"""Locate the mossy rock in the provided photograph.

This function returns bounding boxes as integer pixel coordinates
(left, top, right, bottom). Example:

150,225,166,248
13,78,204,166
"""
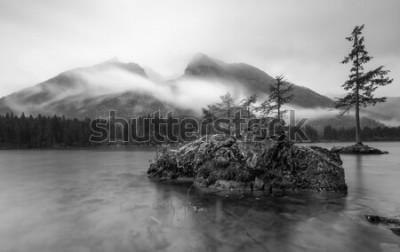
147,134,347,192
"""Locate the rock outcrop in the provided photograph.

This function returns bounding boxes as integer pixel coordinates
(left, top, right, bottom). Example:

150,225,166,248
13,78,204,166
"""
331,143,388,154
147,135,348,192
366,215,400,236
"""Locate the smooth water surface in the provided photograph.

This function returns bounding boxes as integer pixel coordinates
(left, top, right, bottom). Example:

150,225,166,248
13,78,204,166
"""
0,143,400,252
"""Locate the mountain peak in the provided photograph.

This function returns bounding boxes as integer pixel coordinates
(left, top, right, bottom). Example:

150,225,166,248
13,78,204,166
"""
185,53,226,76
190,52,212,63
92,60,147,78
188,53,228,67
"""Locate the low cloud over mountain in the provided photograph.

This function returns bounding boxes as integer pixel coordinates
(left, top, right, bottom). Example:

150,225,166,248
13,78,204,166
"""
0,53,396,128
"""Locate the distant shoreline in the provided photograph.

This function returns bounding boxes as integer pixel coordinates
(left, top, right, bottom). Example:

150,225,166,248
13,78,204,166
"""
1,140,400,150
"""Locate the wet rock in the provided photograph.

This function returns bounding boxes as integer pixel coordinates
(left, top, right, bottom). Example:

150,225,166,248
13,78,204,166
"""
332,143,388,154
365,215,400,226
147,134,348,192
366,215,400,237
310,146,342,165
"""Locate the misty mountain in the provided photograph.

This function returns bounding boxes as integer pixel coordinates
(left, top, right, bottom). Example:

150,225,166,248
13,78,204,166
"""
183,53,334,108
0,60,194,118
363,97,400,126
0,53,396,130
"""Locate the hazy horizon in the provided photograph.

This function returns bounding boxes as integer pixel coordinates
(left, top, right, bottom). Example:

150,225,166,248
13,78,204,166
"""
0,0,399,98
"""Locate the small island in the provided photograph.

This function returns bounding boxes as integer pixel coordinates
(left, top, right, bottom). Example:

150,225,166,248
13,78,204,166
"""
332,142,388,154
148,134,348,193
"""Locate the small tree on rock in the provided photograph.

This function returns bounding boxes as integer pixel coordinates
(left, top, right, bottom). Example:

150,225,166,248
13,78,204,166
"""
268,75,293,121
334,24,393,145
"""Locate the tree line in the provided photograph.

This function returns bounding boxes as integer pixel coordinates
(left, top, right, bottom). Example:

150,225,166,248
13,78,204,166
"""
0,113,93,148
323,125,400,142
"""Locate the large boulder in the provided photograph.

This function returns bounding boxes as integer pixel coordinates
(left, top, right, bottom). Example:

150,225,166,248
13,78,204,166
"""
147,135,347,192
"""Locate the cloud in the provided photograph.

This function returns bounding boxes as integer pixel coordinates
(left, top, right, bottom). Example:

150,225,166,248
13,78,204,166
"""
0,0,399,99
77,67,246,111
3,65,249,115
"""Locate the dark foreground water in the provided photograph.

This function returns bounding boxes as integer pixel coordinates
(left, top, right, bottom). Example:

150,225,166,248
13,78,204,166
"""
0,143,400,252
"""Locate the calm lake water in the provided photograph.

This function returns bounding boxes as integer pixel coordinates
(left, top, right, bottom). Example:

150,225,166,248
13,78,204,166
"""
0,142,400,252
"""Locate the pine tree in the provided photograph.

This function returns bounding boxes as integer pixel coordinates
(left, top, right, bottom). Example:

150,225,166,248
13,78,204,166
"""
201,107,216,120
268,75,293,120
335,25,393,144
255,99,272,119
218,92,235,118
240,94,257,118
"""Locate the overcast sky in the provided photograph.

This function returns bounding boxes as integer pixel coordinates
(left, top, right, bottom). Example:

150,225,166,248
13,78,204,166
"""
0,0,399,98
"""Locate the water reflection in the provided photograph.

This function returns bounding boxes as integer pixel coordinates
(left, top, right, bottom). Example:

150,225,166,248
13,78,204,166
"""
0,145,400,252
353,155,365,198
149,180,349,252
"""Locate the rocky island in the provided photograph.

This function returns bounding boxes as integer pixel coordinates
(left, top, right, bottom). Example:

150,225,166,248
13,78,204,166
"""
331,143,389,154
147,134,348,193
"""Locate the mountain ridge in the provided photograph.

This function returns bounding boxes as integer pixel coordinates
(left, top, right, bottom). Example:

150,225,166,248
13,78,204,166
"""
183,53,334,108
0,53,396,129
